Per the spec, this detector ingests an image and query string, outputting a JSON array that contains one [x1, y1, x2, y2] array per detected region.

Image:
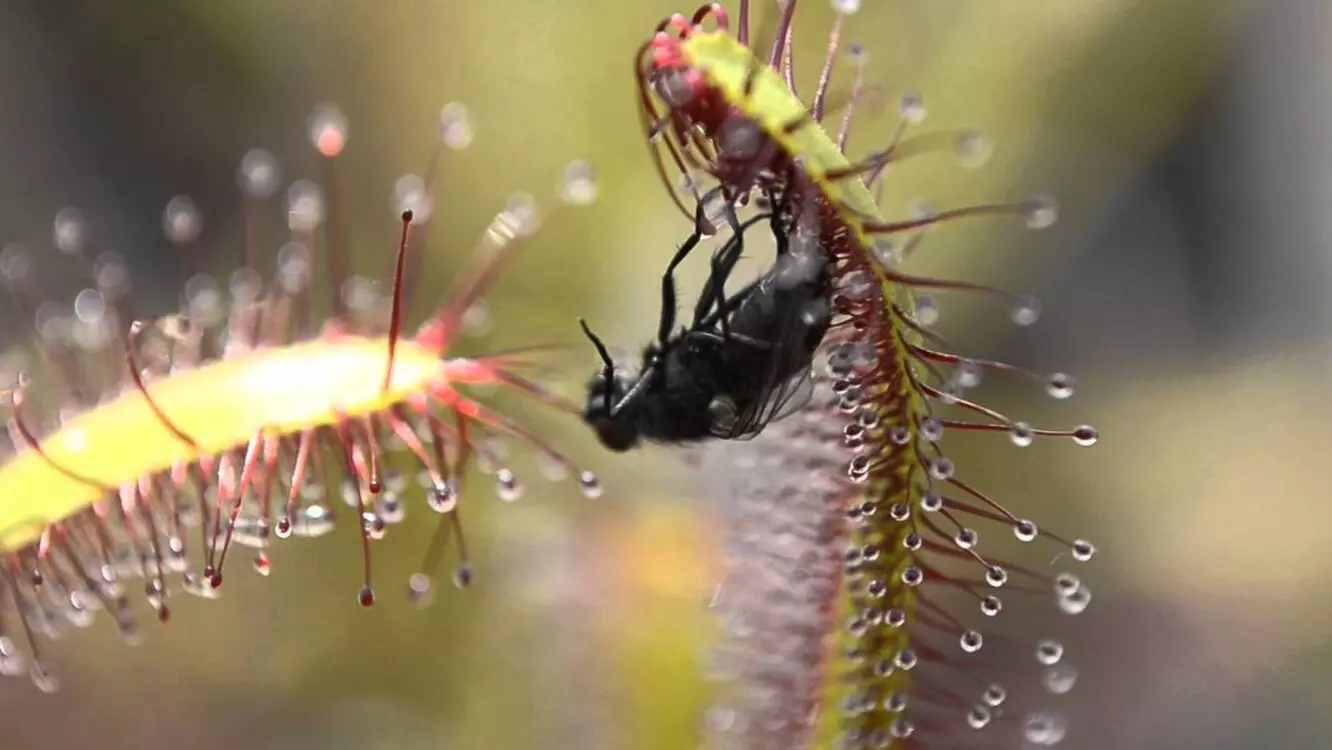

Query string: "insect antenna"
[[578, 318, 617, 414]]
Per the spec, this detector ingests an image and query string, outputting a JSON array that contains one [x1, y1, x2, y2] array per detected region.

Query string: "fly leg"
[[713, 201, 746, 343], [691, 211, 771, 328], [656, 198, 714, 347]]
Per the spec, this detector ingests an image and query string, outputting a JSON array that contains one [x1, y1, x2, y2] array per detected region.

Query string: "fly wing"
[[707, 185, 830, 441], [715, 366, 816, 441], [710, 278, 830, 440]]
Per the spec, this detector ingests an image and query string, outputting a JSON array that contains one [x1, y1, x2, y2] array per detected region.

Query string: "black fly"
[[578, 190, 832, 452]]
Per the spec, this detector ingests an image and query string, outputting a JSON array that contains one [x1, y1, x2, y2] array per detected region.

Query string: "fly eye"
[[709, 396, 738, 428]]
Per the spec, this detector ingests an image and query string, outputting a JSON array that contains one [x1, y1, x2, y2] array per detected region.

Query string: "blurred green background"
[[7, 1, 1331, 749]]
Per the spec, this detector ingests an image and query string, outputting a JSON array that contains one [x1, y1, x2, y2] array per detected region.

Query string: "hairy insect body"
[[581, 203, 830, 452]]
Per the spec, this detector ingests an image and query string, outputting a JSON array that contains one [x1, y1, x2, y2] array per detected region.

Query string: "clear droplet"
[[919, 491, 943, 512], [900, 92, 926, 124], [308, 103, 348, 157], [536, 452, 569, 481], [913, 293, 939, 325], [286, 180, 325, 232], [893, 648, 917, 670], [953, 528, 978, 550], [1022, 712, 1067, 746], [1023, 195, 1059, 229], [438, 102, 474, 150], [559, 159, 598, 206], [394, 174, 435, 222], [0, 244, 30, 282], [53, 207, 86, 254], [230, 267, 263, 303], [1046, 372, 1075, 400], [1014, 519, 1038, 542], [577, 472, 603, 499], [1010, 294, 1042, 326], [238, 148, 281, 198], [93, 251, 130, 299], [959, 630, 983, 653], [1054, 572, 1081, 597], [846, 42, 869, 66], [496, 469, 522, 502], [955, 360, 982, 389], [500, 192, 540, 237], [1072, 425, 1098, 447], [1043, 663, 1078, 694], [73, 289, 106, 324], [955, 130, 993, 168], [1009, 422, 1035, 447], [1058, 586, 1092, 615], [831, 0, 861, 14], [276, 242, 311, 293], [407, 573, 434, 606], [1071, 539, 1096, 562], [928, 457, 954, 480], [1036, 639, 1064, 665], [163, 195, 202, 244]]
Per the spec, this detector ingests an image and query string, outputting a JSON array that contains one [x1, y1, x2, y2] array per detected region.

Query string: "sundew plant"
[[628, 1, 1099, 748], [0, 102, 602, 690]]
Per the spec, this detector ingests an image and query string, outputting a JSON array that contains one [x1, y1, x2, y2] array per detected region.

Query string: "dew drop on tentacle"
[[1071, 539, 1096, 561], [237, 148, 280, 199], [1022, 194, 1059, 230], [954, 129, 993, 168], [1072, 425, 1098, 447], [958, 629, 983, 653], [286, 179, 325, 233], [162, 196, 203, 245], [1014, 518, 1039, 542], [912, 293, 939, 325], [1035, 639, 1064, 666], [394, 174, 435, 222], [308, 102, 348, 158], [1023, 712, 1068, 746], [899, 92, 927, 124], [495, 468, 522, 502], [1009, 421, 1035, 447], [452, 562, 475, 589], [1058, 585, 1093, 615], [1009, 293, 1042, 326], [52, 206, 86, 255], [406, 572, 434, 607], [1, 243, 31, 283], [1046, 372, 1076, 400], [438, 102, 474, 150], [558, 159, 599, 206], [1043, 663, 1078, 694], [578, 471, 603, 499]]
